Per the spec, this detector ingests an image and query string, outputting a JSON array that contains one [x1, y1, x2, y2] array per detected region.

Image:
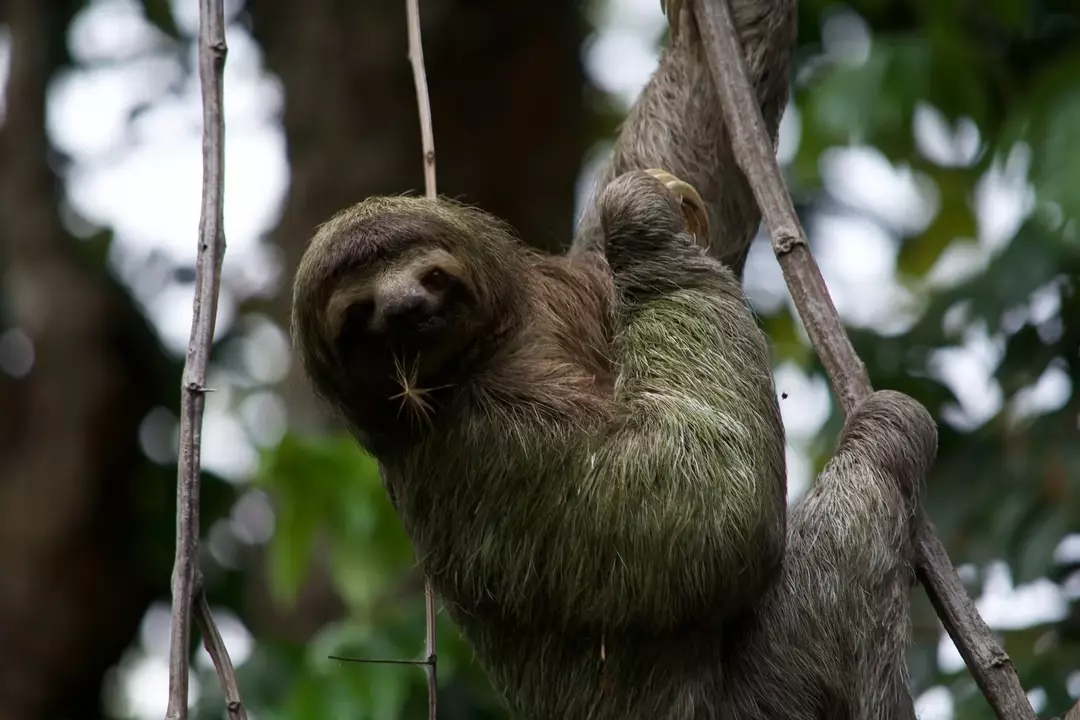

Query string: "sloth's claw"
[[661, 0, 684, 39], [644, 168, 710, 248]]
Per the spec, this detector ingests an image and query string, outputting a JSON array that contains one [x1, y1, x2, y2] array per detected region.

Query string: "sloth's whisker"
[[389, 353, 454, 428]]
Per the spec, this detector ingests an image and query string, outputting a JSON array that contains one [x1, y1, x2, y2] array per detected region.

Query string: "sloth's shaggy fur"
[[290, 0, 939, 717], [291, 175, 937, 719]]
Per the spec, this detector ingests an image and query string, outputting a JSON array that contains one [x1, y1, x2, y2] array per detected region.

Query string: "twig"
[[195, 586, 249, 720], [164, 0, 237, 718], [422, 575, 438, 719], [405, 0, 439, 716], [330, 656, 435, 667], [689, 0, 1036, 718], [408, 0, 438, 202]]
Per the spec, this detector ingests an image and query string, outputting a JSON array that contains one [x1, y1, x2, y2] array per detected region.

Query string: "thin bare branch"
[[405, 0, 439, 716], [408, 0, 438, 202], [164, 0, 236, 717], [195, 587, 250, 720], [689, 0, 1036, 717], [423, 576, 438, 719]]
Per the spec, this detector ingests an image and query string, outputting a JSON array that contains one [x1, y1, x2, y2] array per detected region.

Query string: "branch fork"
[[164, 0, 247, 718]]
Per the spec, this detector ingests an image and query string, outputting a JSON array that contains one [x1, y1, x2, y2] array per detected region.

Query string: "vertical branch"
[[164, 0, 247, 718], [688, 0, 1036, 717], [406, 0, 439, 717], [423, 576, 438, 719], [408, 0, 438, 201]]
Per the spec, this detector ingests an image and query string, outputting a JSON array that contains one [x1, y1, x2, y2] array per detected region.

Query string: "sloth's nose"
[[372, 287, 436, 333]]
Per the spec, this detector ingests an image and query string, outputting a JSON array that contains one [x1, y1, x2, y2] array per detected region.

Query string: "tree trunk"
[[0, 2, 173, 717]]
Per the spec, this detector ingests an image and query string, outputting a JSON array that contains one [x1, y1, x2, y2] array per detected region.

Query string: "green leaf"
[[760, 307, 812, 365], [897, 168, 979, 276], [138, 0, 182, 39], [997, 323, 1059, 397], [255, 434, 415, 609], [267, 494, 318, 605], [805, 40, 925, 158], [1009, 499, 1071, 584]]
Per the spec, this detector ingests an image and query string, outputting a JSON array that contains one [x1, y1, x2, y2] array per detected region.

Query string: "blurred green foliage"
[[235, 436, 506, 719]]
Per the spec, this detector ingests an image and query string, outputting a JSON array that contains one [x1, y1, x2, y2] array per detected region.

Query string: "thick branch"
[[918, 523, 1035, 719], [164, 0, 244, 718], [405, 0, 439, 716], [690, 0, 1035, 717]]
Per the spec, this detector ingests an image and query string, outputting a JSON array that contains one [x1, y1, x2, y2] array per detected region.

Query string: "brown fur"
[[292, 196, 616, 455], [291, 173, 936, 719], [294, 170, 789, 718], [574, 0, 798, 275], [290, 0, 939, 717]]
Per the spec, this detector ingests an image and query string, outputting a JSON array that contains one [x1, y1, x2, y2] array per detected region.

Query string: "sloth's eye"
[[341, 300, 374, 335], [421, 267, 453, 292]]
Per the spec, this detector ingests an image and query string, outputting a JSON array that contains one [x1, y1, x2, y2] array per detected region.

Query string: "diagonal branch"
[[689, 0, 1036, 718], [164, 0, 247, 718], [195, 586, 248, 720], [405, 0, 440, 717]]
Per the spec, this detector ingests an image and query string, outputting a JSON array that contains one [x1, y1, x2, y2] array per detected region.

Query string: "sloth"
[[290, 1, 938, 718], [293, 167, 786, 630]]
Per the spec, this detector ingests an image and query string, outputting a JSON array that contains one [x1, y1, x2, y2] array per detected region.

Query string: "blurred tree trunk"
[[244, 0, 590, 640], [0, 2, 173, 718]]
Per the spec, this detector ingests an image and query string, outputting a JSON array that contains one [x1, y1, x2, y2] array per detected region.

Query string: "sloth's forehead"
[[339, 242, 459, 278], [329, 229, 458, 277], [323, 244, 465, 309]]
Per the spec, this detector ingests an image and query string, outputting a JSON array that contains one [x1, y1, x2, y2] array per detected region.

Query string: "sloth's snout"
[[372, 285, 439, 334]]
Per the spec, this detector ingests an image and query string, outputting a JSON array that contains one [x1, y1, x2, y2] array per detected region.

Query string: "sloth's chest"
[[391, 410, 587, 509]]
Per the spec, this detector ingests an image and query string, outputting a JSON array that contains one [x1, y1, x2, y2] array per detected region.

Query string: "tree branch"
[[405, 0, 439, 716], [408, 0, 438, 203], [195, 586, 249, 720], [689, 0, 1036, 717], [164, 0, 246, 718]]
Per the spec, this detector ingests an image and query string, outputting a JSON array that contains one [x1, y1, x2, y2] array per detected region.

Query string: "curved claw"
[[661, 0, 684, 39], [644, 168, 710, 249]]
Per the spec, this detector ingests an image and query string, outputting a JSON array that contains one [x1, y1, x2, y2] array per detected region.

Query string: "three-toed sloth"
[[291, 1, 938, 718]]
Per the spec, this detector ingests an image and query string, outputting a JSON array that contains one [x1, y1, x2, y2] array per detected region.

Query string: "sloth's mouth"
[[389, 313, 451, 353], [412, 314, 449, 335]]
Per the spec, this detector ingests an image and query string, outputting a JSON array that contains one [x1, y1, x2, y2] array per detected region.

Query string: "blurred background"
[[0, 0, 1078, 718]]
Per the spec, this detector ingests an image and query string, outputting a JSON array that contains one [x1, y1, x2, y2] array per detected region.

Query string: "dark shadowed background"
[[0, 0, 1078, 718]]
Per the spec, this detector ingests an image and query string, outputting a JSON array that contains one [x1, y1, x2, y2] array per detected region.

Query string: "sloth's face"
[[325, 244, 480, 388]]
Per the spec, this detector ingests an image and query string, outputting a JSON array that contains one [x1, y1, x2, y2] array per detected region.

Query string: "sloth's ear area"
[[643, 168, 710, 249]]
